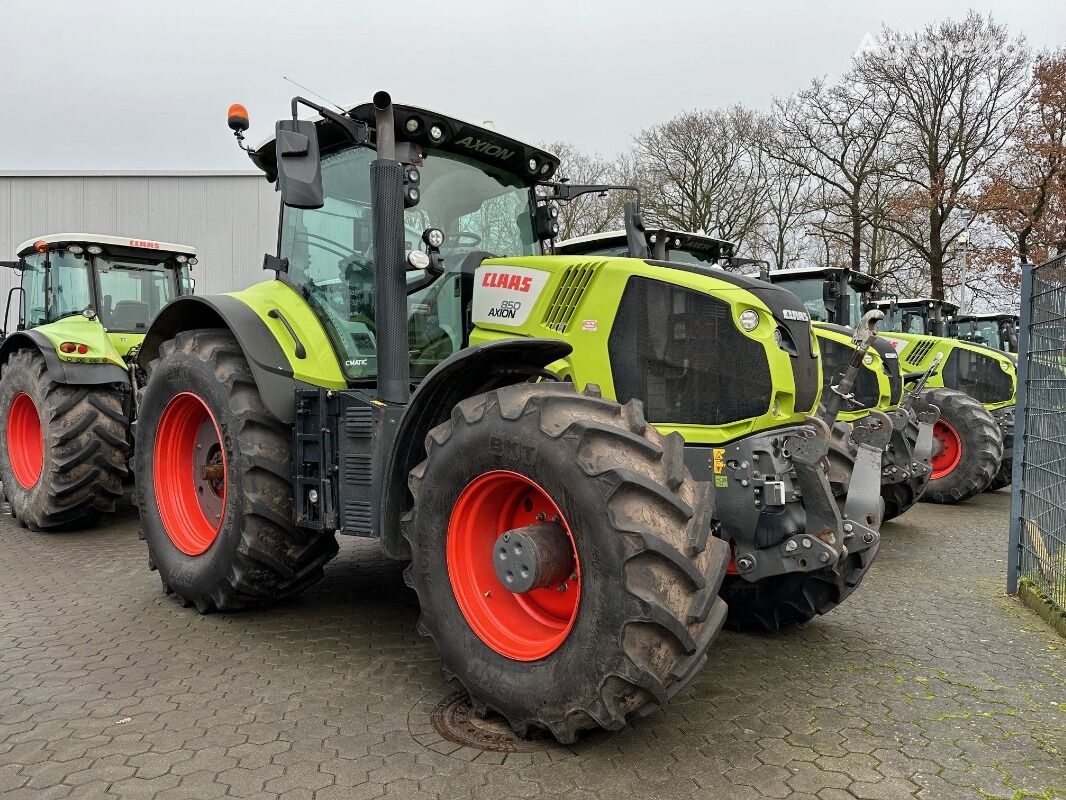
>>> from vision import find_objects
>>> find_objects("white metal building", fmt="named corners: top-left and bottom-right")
top-left (0, 171), bottom-right (279, 327)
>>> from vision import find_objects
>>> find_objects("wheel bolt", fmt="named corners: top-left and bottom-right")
top-left (557, 582), bottom-right (567, 592)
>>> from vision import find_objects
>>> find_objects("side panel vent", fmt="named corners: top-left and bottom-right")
top-left (543, 263), bottom-right (599, 332)
top-left (904, 338), bottom-right (937, 367)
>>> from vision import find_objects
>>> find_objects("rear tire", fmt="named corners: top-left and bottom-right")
top-left (0, 348), bottom-right (128, 530)
top-left (135, 330), bottom-right (338, 612)
top-left (403, 382), bottom-right (729, 743)
top-left (920, 388), bottom-right (1002, 504)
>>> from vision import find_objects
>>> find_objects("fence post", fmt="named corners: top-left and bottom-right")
top-left (1007, 261), bottom-right (1034, 595)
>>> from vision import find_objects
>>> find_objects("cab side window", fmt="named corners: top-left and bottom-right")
top-left (19, 254), bottom-right (46, 327)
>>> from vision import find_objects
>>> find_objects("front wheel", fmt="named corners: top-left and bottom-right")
top-left (134, 330), bottom-right (338, 612)
top-left (403, 382), bottom-right (729, 743)
top-left (920, 388), bottom-right (1002, 504)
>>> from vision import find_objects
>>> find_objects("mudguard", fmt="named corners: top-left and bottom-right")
top-left (0, 331), bottom-right (128, 386)
top-left (379, 337), bottom-right (573, 560)
top-left (139, 295), bottom-right (298, 423)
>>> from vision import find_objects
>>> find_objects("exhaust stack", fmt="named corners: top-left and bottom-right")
top-left (370, 91), bottom-right (410, 405)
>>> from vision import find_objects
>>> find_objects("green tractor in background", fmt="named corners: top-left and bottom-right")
top-left (556, 233), bottom-right (936, 523)
top-left (872, 297), bottom-right (1014, 493)
top-left (0, 235), bottom-right (195, 530)
top-left (130, 92), bottom-right (890, 743)
top-left (950, 312), bottom-right (1019, 355)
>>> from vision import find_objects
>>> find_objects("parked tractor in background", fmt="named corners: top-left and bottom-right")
top-left (556, 233), bottom-right (934, 523)
top-left (950, 312), bottom-right (1019, 355)
top-left (131, 92), bottom-right (889, 742)
top-left (871, 297), bottom-right (1014, 493)
top-left (0, 235), bottom-right (195, 530)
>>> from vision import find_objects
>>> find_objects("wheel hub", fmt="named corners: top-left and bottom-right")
top-left (493, 522), bottom-right (574, 594)
top-left (447, 470), bottom-right (581, 662)
top-left (7, 392), bottom-right (43, 489)
top-left (154, 392), bottom-right (227, 556)
top-left (930, 419), bottom-right (963, 480)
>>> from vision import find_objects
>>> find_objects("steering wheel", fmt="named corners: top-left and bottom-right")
top-left (447, 232), bottom-right (482, 248)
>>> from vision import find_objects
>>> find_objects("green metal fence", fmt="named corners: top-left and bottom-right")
top-left (1008, 253), bottom-right (1066, 627)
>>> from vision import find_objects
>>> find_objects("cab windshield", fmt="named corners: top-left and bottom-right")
top-left (958, 320), bottom-right (1002, 349)
top-left (279, 145), bottom-right (539, 382)
top-left (880, 306), bottom-right (927, 334)
top-left (777, 277), bottom-right (830, 322)
top-left (96, 256), bottom-right (180, 331)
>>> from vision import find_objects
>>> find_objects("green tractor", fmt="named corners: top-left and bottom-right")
top-left (872, 297), bottom-right (1014, 493)
top-left (556, 233), bottom-right (935, 523)
top-left (132, 92), bottom-right (889, 742)
top-left (950, 312), bottom-right (1019, 355)
top-left (0, 235), bottom-right (195, 530)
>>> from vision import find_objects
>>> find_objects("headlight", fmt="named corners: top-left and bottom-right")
top-left (422, 228), bottom-right (445, 249)
top-left (67, 245), bottom-right (84, 255)
top-left (863, 353), bottom-right (874, 365)
top-left (739, 309), bottom-right (760, 331)
top-left (87, 245), bottom-right (103, 255)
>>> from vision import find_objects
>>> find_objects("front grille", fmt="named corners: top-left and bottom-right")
top-left (904, 338), bottom-right (937, 367)
top-left (943, 348), bottom-right (1014, 404)
top-left (543, 263), bottom-right (599, 332)
top-left (816, 334), bottom-right (881, 410)
top-left (607, 277), bottom-right (771, 424)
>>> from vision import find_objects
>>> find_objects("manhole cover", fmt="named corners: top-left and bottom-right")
top-left (408, 691), bottom-right (580, 764)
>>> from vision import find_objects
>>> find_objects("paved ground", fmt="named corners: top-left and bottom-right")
top-left (0, 490), bottom-right (1062, 800)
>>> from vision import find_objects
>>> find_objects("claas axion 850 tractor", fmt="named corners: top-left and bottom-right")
top-left (131, 91), bottom-right (888, 743)
top-left (0, 235), bottom-right (195, 529)
top-left (872, 296), bottom-right (1014, 493)
top-left (557, 233), bottom-right (935, 523)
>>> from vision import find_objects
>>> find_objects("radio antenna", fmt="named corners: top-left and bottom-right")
top-left (282, 76), bottom-right (346, 113)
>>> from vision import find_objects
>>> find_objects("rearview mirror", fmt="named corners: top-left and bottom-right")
top-left (275, 119), bottom-right (323, 209)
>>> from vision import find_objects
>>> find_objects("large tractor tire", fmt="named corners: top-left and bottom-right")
top-left (881, 411), bottom-right (931, 522)
top-left (920, 387), bottom-right (1002, 504)
top-left (403, 382), bottom-right (729, 744)
top-left (0, 348), bottom-right (128, 530)
top-left (720, 550), bottom-right (875, 633)
top-left (134, 330), bottom-right (338, 613)
top-left (985, 459), bottom-right (1012, 492)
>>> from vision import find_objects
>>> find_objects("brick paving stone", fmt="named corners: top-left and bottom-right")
top-left (0, 493), bottom-right (1062, 800)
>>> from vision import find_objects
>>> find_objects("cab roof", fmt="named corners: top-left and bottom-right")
top-left (955, 312), bottom-right (1018, 322)
top-left (872, 297), bottom-right (960, 314)
top-left (770, 265), bottom-right (878, 291)
top-left (250, 98), bottom-right (559, 186)
top-left (15, 234), bottom-right (196, 259)
top-left (555, 229), bottom-right (736, 258)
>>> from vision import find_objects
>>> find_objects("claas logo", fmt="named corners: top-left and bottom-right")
top-left (482, 271), bottom-right (533, 292)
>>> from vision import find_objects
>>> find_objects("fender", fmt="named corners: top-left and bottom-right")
top-left (378, 337), bottom-right (573, 560)
top-left (0, 331), bottom-right (129, 385)
top-left (139, 295), bottom-right (298, 423)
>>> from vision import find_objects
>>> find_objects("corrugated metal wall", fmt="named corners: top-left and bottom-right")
top-left (0, 172), bottom-right (279, 328)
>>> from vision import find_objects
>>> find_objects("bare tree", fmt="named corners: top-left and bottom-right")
top-left (631, 106), bottom-right (770, 250)
top-left (767, 77), bottom-right (897, 273)
top-left (855, 12), bottom-right (1031, 299)
top-left (752, 159), bottom-right (817, 269)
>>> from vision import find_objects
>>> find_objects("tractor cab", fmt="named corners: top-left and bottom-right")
top-left (950, 313), bottom-right (1019, 353)
top-left (556, 228), bottom-right (736, 266)
top-left (765, 267), bottom-right (877, 327)
top-left (3, 235), bottom-right (195, 358)
top-left (872, 298), bottom-right (958, 338)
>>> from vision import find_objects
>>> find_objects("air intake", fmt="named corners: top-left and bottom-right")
top-left (543, 263), bottom-right (600, 332)
top-left (904, 338), bottom-right (937, 367)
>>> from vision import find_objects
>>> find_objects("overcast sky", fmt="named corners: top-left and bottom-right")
top-left (2, 0), bottom-right (1063, 172)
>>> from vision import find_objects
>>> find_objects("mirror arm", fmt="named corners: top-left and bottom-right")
top-left (290, 96), bottom-right (369, 146)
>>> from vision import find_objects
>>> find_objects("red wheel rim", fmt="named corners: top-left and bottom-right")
top-left (447, 470), bottom-right (580, 661)
top-left (154, 392), bottom-right (227, 556)
top-left (7, 392), bottom-right (43, 489)
top-left (931, 420), bottom-right (963, 480)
